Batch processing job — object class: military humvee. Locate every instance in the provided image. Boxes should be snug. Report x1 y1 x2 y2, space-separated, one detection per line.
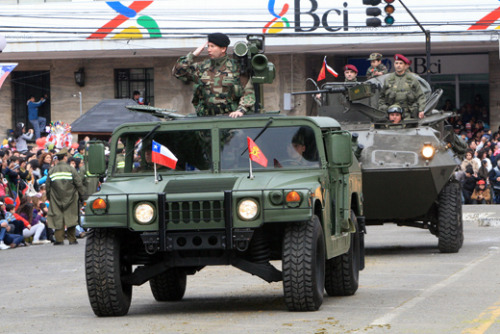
83 114 364 316
310 74 465 253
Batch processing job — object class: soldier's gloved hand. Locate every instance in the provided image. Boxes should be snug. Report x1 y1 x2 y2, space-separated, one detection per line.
229 110 244 118
418 111 425 119
193 42 208 57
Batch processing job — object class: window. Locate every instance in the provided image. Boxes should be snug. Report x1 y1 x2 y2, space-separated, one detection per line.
115 68 154 105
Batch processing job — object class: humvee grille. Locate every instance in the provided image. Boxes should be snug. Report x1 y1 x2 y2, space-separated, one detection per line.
165 200 224 225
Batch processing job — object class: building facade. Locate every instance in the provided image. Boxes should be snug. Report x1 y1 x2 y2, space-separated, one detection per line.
1 0 499 137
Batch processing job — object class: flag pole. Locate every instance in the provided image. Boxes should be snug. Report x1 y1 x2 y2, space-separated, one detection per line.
154 162 158 184
248 157 254 179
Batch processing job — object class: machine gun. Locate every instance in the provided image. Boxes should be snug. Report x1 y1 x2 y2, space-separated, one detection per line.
293 82 387 122
233 35 275 113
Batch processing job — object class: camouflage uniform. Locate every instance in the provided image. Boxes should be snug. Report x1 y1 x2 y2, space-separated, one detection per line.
378 72 426 119
366 63 388 79
173 52 255 116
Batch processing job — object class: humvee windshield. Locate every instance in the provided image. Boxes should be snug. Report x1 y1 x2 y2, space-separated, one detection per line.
220 126 320 171
112 125 320 174
113 129 212 174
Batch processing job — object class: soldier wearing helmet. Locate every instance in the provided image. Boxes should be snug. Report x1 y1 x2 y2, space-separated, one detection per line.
366 53 388 79
387 104 403 124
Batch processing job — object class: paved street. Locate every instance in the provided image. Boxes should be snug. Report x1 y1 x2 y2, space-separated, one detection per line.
2 205 500 334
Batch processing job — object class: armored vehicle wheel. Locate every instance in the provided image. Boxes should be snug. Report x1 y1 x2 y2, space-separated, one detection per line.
437 181 464 253
85 229 132 316
150 269 187 302
282 215 325 311
324 211 360 296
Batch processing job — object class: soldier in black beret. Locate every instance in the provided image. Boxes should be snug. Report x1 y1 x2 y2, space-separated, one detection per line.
207 33 230 48
173 33 255 118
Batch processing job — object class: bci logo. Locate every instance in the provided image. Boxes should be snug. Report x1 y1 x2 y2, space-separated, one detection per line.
265 0 350 34
413 58 442 75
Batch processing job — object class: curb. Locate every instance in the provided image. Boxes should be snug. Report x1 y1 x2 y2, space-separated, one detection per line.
463 212 500 227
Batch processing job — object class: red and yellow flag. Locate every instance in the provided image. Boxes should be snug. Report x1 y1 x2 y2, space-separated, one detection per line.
247 137 268 167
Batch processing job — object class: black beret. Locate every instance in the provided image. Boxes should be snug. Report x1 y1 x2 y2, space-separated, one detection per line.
208 33 230 47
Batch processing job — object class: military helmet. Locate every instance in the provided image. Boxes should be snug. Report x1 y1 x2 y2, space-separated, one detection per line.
387 104 403 114
368 53 382 61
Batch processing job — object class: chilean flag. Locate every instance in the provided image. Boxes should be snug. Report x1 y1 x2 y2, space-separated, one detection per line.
0 63 17 90
317 56 338 81
152 140 178 169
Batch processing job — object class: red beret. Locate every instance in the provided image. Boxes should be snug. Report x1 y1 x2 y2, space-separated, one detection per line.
477 179 486 185
4 197 14 205
394 54 410 65
343 64 358 73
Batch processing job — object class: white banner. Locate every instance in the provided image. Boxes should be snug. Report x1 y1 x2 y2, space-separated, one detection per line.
0 0 499 51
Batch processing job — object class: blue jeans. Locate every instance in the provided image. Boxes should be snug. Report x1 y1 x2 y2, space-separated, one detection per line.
3 233 23 246
0 226 5 241
29 116 46 139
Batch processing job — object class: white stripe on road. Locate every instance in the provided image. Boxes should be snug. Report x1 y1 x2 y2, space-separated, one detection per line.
364 247 500 331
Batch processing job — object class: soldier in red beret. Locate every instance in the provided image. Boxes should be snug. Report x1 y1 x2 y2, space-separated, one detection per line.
378 54 426 120
343 64 358 83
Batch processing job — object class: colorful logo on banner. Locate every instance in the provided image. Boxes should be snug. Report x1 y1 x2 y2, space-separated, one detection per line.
468 6 500 30
88 1 161 39
263 0 290 34
0 63 17 90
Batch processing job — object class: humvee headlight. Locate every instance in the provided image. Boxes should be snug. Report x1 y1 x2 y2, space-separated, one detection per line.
238 199 259 220
422 143 435 159
134 203 155 224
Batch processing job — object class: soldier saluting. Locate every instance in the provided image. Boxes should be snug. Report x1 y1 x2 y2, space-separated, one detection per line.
378 54 426 120
173 33 255 118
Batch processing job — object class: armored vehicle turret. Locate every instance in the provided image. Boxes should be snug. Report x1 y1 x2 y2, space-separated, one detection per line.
311 74 465 253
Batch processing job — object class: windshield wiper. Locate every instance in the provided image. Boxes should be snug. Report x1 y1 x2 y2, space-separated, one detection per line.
124 124 161 158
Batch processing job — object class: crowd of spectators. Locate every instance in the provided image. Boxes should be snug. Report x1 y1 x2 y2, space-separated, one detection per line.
0 133 94 250
446 95 500 204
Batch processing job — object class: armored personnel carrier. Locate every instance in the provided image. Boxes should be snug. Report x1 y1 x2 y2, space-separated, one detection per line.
83 113 364 316
311 75 465 253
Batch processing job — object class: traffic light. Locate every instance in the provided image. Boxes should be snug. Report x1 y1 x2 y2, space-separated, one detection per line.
384 0 395 25
363 0 396 27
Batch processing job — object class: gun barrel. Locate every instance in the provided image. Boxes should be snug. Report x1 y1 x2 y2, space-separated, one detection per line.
292 86 347 96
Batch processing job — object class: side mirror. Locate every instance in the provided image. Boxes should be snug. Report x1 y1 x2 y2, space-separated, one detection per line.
325 131 353 167
86 141 106 175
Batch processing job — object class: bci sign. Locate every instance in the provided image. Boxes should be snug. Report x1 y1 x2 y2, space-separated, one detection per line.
294 0 351 32
413 58 441 75
350 54 487 77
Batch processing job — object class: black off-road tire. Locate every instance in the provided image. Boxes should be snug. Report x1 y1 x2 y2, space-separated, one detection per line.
85 229 132 316
282 215 325 311
150 269 187 302
437 181 464 253
325 211 360 296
